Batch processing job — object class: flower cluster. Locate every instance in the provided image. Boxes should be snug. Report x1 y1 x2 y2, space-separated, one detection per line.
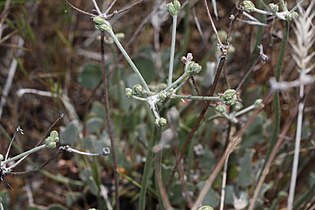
45 130 60 149
166 0 181 16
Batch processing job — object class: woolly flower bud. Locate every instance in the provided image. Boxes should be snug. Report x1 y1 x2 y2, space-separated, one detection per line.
285 11 298 21
254 99 263 106
96 22 112 32
243 1 256 13
215 104 226 114
158 91 171 102
155 117 167 127
220 89 238 106
133 84 143 95
167 0 181 16
50 130 59 141
47 142 57 149
0 154 3 161
93 16 112 32
125 88 133 98
185 61 202 74
93 16 107 25
45 130 59 149
269 3 279 12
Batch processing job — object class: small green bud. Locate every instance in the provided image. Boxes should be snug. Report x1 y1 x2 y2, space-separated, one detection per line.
158 91 171 102
45 131 59 148
185 61 202 74
173 0 181 12
285 11 298 21
220 89 238 106
93 16 107 25
95 21 112 32
125 88 133 98
243 1 256 13
94 17 112 32
254 99 263 106
133 84 143 95
155 117 167 127
215 105 226 114
50 130 59 142
167 0 181 16
47 141 57 149
269 3 279 12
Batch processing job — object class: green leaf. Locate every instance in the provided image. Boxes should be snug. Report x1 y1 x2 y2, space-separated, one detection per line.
132 48 155 83
237 149 254 187
78 63 102 89
82 135 108 154
79 169 99 195
196 184 220 208
60 120 81 146
89 101 106 119
86 117 104 135
66 192 81 207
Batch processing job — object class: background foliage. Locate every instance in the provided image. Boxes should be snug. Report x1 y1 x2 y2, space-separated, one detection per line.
0 0 314 209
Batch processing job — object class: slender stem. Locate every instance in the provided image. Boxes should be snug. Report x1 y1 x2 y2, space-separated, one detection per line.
279 0 288 12
1 144 46 166
5 126 21 161
168 15 178 86
207 114 223 122
170 94 219 101
203 0 222 47
91 0 102 15
261 20 289 170
287 75 305 210
234 104 258 117
253 8 274 16
139 127 159 210
219 157 229 210
155 151 173 210
100 32 120 210
164 72 190 92
131 95 147 102
275 22 290 81
107 29 150 91
104 0 117 15
290 0 306 12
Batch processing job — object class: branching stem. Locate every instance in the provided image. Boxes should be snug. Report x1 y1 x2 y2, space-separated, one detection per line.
168 15 178 86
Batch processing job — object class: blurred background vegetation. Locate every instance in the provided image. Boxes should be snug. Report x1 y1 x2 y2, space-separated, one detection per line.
0 0 314 209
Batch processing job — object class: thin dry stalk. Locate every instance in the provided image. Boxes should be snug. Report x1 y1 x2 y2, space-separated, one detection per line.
0 37 24 119
287 2 315 209
155 152 173 210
